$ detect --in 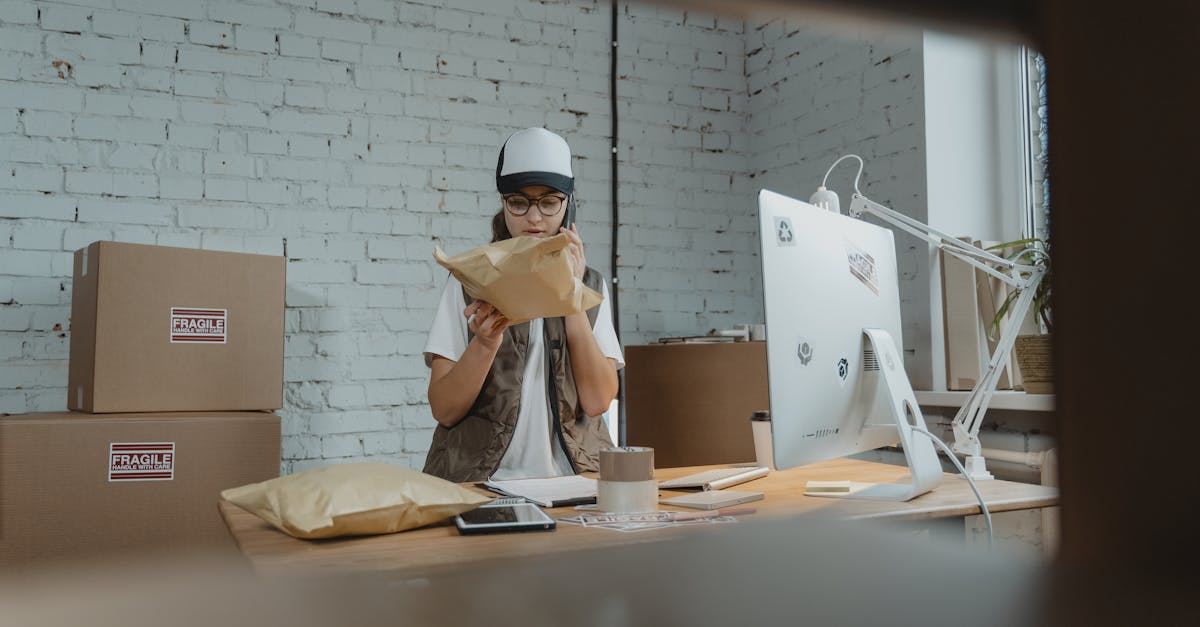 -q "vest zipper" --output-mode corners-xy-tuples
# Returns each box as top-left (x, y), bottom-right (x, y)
(546, 322), (579, 475)
(486, 323), (522, 478)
